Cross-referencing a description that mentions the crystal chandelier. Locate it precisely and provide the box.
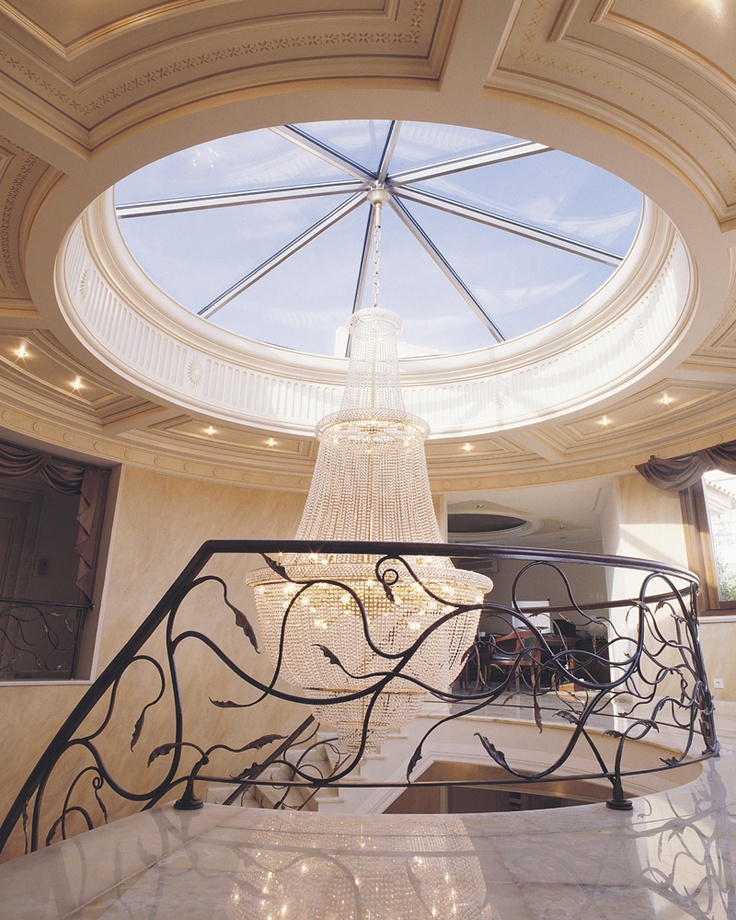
[247,190,492,749]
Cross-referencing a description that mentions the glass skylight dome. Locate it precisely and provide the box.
[115,120,642,358]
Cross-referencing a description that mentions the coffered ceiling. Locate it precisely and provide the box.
[0,0,735,494]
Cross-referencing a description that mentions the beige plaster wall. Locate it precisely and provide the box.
[0,465,306,861]
[604,472,735,707]
[606,474,689,569]
[698,619,736,712]
[602,474,689,629]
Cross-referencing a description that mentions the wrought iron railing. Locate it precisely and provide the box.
[0,597,90,680]
[0,540,718,859]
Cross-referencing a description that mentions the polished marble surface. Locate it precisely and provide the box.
[1,715,734,919]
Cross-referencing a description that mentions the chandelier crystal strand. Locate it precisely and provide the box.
[247,189,493,750]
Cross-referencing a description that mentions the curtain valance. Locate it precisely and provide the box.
[635,440,736,492]
[0,441,85,493]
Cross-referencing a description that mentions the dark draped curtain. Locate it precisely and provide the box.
[635,440,736,492]
[0,441,85,493]
[0,440,110,603]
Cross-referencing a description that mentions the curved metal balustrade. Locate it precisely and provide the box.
[0,540,718,858]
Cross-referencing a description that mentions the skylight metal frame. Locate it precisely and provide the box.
[390,196,505,343]
[116,180,365,218]
[394,186,623,267]
[116,120,635,353]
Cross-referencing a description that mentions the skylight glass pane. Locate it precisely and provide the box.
[389,122,524,172]
[414,150,642,254]
[291,120,393,172]
[354,207,494,354]
[211,207,369,354]
[118,195,355,310]
[116,129,351,203]
[114,119,645,357]
[406,200,612,339]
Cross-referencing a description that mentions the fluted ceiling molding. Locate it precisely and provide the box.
[54,192,695,441]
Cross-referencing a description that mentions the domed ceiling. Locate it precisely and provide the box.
[0,0,733,493]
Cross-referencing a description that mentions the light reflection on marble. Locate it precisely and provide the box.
[220,814,495,920]
[1,716,735,919]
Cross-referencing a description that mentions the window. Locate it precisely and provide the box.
[0,442,113,681]
[681,473,736,614]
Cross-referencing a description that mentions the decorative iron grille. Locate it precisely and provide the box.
[0,540,717,860]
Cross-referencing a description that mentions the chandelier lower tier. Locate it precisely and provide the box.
[247,303,492,749]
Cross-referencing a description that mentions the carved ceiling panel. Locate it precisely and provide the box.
[606,0,735,77]
[490,0,736,224]
[0,331,165,426]
[0,0,458,141]
[0,0,733,487]
[552,382,736,455]
[148,415,313,457]
[0,137,56,306]
[425,435,529,463]
[697,302,736,355]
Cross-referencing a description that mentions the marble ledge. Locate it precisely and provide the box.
[1,718,735,919]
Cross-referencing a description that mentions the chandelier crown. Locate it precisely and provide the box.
[340,307,406,414]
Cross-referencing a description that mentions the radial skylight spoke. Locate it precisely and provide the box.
[391,198,506,343]
[271,125,376,183]
[199,192,367,318]
[388,141,551,186]
[376,121,402,184]
[115,181,366,218]
[395,186,624,266]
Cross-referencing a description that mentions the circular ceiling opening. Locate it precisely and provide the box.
[114,120,643,358]
[57,118,691,438]
[448,512,527,534]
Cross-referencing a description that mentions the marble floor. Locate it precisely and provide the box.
[1,713,734,919]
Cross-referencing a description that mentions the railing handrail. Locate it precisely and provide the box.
[194,538,701,582]
[0,542,216,852]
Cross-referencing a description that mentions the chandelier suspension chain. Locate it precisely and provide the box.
[372,197,382,311]
[367,187,390,412]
